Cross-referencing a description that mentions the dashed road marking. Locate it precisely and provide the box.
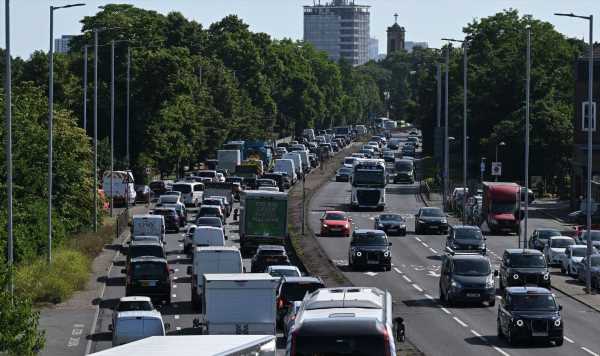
[420,242,429,248]
[173,285,177,289]
[427,271,441,278]
[177,255,182,259]
[492,346,511,356]
[563,336,574,344]
[393,267,403,274]
[176,326,181,331]
[582,347,599,356]
[412,284,423,292]
[172,294,177,298]
[402,275,412,283]
[429,247,438,254]
[364,272,378,277]
[424,294,434,300]
[453,316,468,327]
[415,237,422,242]
[441,307,451,315]
[175,268,179,272]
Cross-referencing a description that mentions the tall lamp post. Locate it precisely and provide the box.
[523,24,532,248]
[442,43,450,212]
[555,12,594,294]
[495,141,506,182]
[443,38,468,224]
[5,0,13,295]
[49,3,85,262]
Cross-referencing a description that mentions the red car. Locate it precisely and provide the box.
[320,211,352,237]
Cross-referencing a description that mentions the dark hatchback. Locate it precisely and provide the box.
[151,208,180,233]
[134,185,151,203]
[276,276,324,328]
[499,249,551,290]
[497,287,563,346]
[348,229,392,271]
[335,167,353,182]
[124,256,173,304]
[374,214,407,236]
[250,245,291,273]
[439,253,496,306]
[445,225,486,255]
[126,241,166,266]
[415,207,448,234]
[528,228,561,251]
[262,173,286,192]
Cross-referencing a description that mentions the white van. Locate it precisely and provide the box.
[131,215,165,243]
[282,153,303,178]
[187,247,244,309]
[192,226,226,249]
[302,129,315,141]
[295,151,310,173]
[172,181,203,207]
[102,171,136,206]
[110,310,168,346]
[274,159,297,185]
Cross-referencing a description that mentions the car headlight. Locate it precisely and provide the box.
[417,219,425,224]
[441,218,447,224]
[322,224,328,228]
[554,319,561,327]
[355,251,362,257]
[451,280,462,289]
[513,273,520,280]
[384,251,390,257]
[543,273,550,280]
[486,276,495,288]
[516,319,524,327]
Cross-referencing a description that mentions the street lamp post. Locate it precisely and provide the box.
[523,25,532,249]
[495,141,506,182]
[93,29,99,232]
[126,46,131,167]
[49,3,85,262]
[110,40,115,217]
[555,12,594,294]
[83,45,88,131]
[442,44,450,212]
[5,0,14,295]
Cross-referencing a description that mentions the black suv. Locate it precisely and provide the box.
[499,249,550,290]
[126,241,166,266]
[415,207,448,234]
[445,225,486,255]
[348,229,392,271]
[124,256,173,304]
[439,253,497,306]
[374,214,407,236]
[497,287,563,346]
[250,245,291,273]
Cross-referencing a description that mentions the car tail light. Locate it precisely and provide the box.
[382,326,392,356]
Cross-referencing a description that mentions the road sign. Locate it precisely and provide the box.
[582,101,596,132]
[491,162,502,176]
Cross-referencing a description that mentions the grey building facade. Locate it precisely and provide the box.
[55,35,74,54]
[303,0,370,66]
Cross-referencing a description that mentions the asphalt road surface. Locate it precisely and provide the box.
[308,134,600,356]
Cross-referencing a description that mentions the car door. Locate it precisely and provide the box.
[529,231,538,249]
[440,257,451,294]
[445,227,454,251]
[500,252,509,286]
[498,294,510,334]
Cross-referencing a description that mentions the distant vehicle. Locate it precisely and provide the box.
[240,191,289,256]
[266,265,301,278]
[575,254,600,285]
[544,236,575,266]
[444,225,486,255]
[348,229,392,271]
[578,230,600,249]
[499,249,550,290]
[171,182,203,207]
[528,228,562,251]
[156,194,181,206]
[561,245,588,276]
[343,156,358,168]
[126,241,166,266]
[111,296,155,330]
[276,276,324,330]
[354,124,368,135]
[335,167,353,182]
[520,187,535,203]
[287,287,405,355]
[302,128,316,141]
[282,152,303,179]
[110,310,168,346]
[274,159,297,185]
[497,287,563,346]
[148,180,172,198]
[387,138,402,150]
[251,245,291,273]
[320,211,352,237]
[439,253,496,306]
[262,173,286,192]
[393,159,415,184]
[134,185,151,203]
[482,182,520,234]
[161,203,187,227]
[191,226,226,251]
[257,178,277,189]
[217,150,241,173]
[131,215,165,243]
[414,207,448,234]
[124,256,173,304]
[350,158,386,211]
[102,170,136,206]
[374,213,406,236]
[383,150,395,162]
[150,208,180,233]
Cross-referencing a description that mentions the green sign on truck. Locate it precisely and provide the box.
[239,190,288,256]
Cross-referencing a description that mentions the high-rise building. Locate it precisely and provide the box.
[387,14,405,54]
[369,38,379,60]
[303,0,370,66]
[405,41,429,53]
[55,35,74,54]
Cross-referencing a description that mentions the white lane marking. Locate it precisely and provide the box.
[429,247,438,254]
[421,242,429,248]
[427,271,441,278]
[452,316,468,327]
[582,347,600,356]
[174,315,180,320]
[412,284,423,292]
[393,267,403,274]
[173,276,178,280]
[492,346,511,356]
[402,275,412,283]
[424,294,434,300]
[172,294,177,298]
[173,285,177,289]
[175,268,179,272]
[441,307,451,315]
[563,336,574,344]
[415,237,422,242]
[364,272,378,277]
[179,243,183,247]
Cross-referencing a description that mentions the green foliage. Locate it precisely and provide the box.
[0,268,45,356]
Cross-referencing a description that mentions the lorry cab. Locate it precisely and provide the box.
[482,182,521,234]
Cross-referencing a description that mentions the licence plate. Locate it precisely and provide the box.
[430,226,438,229]
[331,228,341,232]
[532,331,548,337]
[367,260,379,264]
[141,281,157,287]
[466,293,480,298]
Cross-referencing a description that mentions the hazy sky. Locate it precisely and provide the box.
[0,0,597,58]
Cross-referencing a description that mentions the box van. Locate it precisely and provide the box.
[274,159,297,185]
[171,182,203,207]
[282,153,303,178]
[131,215,166,243]
[192,226,226,249]
[187,247,243,309]
[196,170,218,182]
[102,171,136,206]
[110,310,168,346]
[295,151,310,173]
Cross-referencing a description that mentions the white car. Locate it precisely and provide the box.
[266,265,302,277]
[544,236,576,266]
[111,296,155,327]
[561,245,588,276]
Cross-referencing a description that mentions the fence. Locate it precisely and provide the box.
[116,208,130,239]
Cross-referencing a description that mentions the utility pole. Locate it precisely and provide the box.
[523,25,531,248]
[126,46,131,167]
[462,42,468,226]
[443,44,450,212]
[110,40,115,217]
[83,45,88,131]
[93,28,99,232]
[5,0,14,295]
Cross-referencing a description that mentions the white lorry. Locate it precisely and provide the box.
[102,171,136,206]
[217,150,241,173]
[282,152,303,179]
[274,159,297,185]
[187,247,243,309]
[197,273,279,335]
[131,215,165,243]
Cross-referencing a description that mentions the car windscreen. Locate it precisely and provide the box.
[352,234,388,246]
[344,158,356,165]
[421,209,443,217]
[149,182,164,190]
[197,171,216,178]
[380,214,403,222]
[131,262,167,280]
[270,269,300,277]
[172,184,191,194]
[509,294,556,311]
[455,229,483,240]
[280,282,324,301]
[590,256,600,266]
[571,248,587,257]
[581,231,600,241]
[537,230,561,240]
[202,199,221,206]
[453,259,491,276]
[324,213,346,221]
[550,238,574,248]
[395,161,413,171]
[259,249,285,256]
[153,209,176,217]
[294,335,386,356]
[200,207,220,215]
[116,301,153,312]
[491,202,516,214]
[508,254,546,268]
[130,246,164,259]
[338,168,352,174]
[195,217,222,228]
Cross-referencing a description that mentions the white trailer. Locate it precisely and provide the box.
[200,273,279,335]
[217,150,241,173]
[102,171,136,206]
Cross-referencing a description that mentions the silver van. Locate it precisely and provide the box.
[110,310,169,346]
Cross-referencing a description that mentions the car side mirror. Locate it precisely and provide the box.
[494,270,499,277]
[559,305,563,311]
[121,269,126,274]
[164,323,171,330]
[108,324,113,332]
[389,242,393,246]
[187,266,192,275]
[393,317,405,342]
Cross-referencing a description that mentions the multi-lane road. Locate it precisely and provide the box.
[308,133,600,356]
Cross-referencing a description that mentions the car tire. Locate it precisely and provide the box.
[561,266,566,274]
[499,278,504,290]
[488,298,496,307]
[554,337,564,346]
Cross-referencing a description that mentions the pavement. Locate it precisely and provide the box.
[307,132,600,356]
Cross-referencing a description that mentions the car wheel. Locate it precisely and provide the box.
[561,265,566,274]
[554,337,564,346]
[488,298,496,307]
[499,278,504,290]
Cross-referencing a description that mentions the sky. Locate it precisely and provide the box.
[0,0,598,59]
